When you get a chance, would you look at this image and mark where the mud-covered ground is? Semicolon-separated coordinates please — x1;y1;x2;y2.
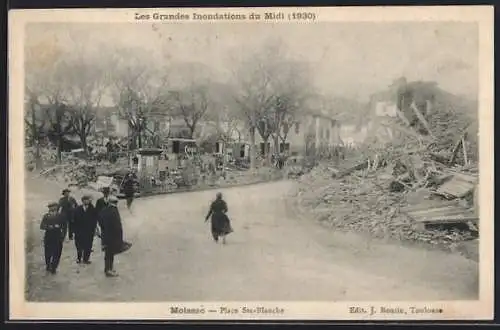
24;177;478;302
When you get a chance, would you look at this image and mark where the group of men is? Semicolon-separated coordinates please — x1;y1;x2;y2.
41;187;130;277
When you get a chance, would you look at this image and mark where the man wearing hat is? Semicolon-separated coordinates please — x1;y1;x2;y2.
40;202;66;274
73;195;98;264
58;188;78;240
98;196;130;277
95;187;111;214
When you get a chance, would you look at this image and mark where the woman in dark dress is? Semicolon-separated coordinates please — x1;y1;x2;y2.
205;192;233;244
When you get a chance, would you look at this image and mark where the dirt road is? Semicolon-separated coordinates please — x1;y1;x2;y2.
26;180;478;301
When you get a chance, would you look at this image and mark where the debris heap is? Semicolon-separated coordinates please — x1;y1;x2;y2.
293;96;479;260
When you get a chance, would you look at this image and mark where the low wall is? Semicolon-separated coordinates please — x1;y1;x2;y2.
118;169;287;199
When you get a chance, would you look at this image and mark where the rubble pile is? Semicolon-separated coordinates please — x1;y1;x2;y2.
25;147;59;171
296;163;477;247
38;157;98;188
293;100;479;259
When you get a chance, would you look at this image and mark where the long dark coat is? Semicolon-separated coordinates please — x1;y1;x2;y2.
40;212;65;241
205;199;232;236
73;204;98;249
98;205;124;254
58;196;77;228
122;178;136;198
95;196;110;214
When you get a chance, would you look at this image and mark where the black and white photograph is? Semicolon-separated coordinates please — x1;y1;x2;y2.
8;6;493;320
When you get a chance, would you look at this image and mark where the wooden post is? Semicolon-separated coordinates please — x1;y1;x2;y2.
410;102;434;138
395;107;411;126
449;130;469;166
462;136;469;165
449;138;463;165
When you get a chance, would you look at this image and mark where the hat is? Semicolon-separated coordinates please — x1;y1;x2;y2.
48;202;58;208
81;195;92;201
102;186;110;192
62;188;71;194
108;196;119;204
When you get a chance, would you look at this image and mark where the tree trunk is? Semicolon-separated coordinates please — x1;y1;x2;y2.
57;136;63;164
35;141;43;169
274;134;280;155
30;107;43;169
249;126;256;169
80;132;88;157
263;137;271;165
221;140;227;174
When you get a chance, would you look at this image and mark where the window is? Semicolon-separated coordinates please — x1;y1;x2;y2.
326;129;330;140
280;143;290;153
260;142;270;156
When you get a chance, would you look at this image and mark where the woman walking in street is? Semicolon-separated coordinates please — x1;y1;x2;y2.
205;192;233;244
123;173;137;211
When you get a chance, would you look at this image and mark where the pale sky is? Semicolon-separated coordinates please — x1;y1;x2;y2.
26;21;478;105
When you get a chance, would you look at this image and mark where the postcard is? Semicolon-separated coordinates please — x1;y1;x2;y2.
8;6;494;320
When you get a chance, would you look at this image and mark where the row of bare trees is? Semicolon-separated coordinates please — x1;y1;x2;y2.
25;33;313;169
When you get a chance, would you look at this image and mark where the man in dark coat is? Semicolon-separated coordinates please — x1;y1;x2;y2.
73;195;98;264
58;188;78;240
98;196;129;277
122;173;137;210
40;202;66;274
205;192;233;244
95;187;111;214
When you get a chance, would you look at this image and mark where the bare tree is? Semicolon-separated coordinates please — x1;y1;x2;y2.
45;102;75;163
213;106;243;144
232;47;277;168
25;30;115;162
231;39;312;167
63;43;111;155
170;84;210;139
24;94;47;168
110;47;171;150
25;37;76;163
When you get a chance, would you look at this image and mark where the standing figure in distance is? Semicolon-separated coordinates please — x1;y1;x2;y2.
58;188;77;240
40;202;66;274
122;173;137;211
98;196;130;277
73;195;98;264
205;192;233;244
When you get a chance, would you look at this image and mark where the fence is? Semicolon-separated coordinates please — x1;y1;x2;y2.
120;166;287;198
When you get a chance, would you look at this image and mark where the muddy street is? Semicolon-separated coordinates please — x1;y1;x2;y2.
25;180;478;302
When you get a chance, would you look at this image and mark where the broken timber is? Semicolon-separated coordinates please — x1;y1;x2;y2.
434;175;476;199
410;102;435;139
449;130;470;166
401;201;477;225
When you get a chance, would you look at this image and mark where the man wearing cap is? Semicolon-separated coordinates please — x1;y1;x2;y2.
58;188;78;240
98;196;128;277
95;187;111;214
40;202;66;274
73;195;98;264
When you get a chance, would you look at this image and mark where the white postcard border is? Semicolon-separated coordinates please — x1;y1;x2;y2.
8;6;494;320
